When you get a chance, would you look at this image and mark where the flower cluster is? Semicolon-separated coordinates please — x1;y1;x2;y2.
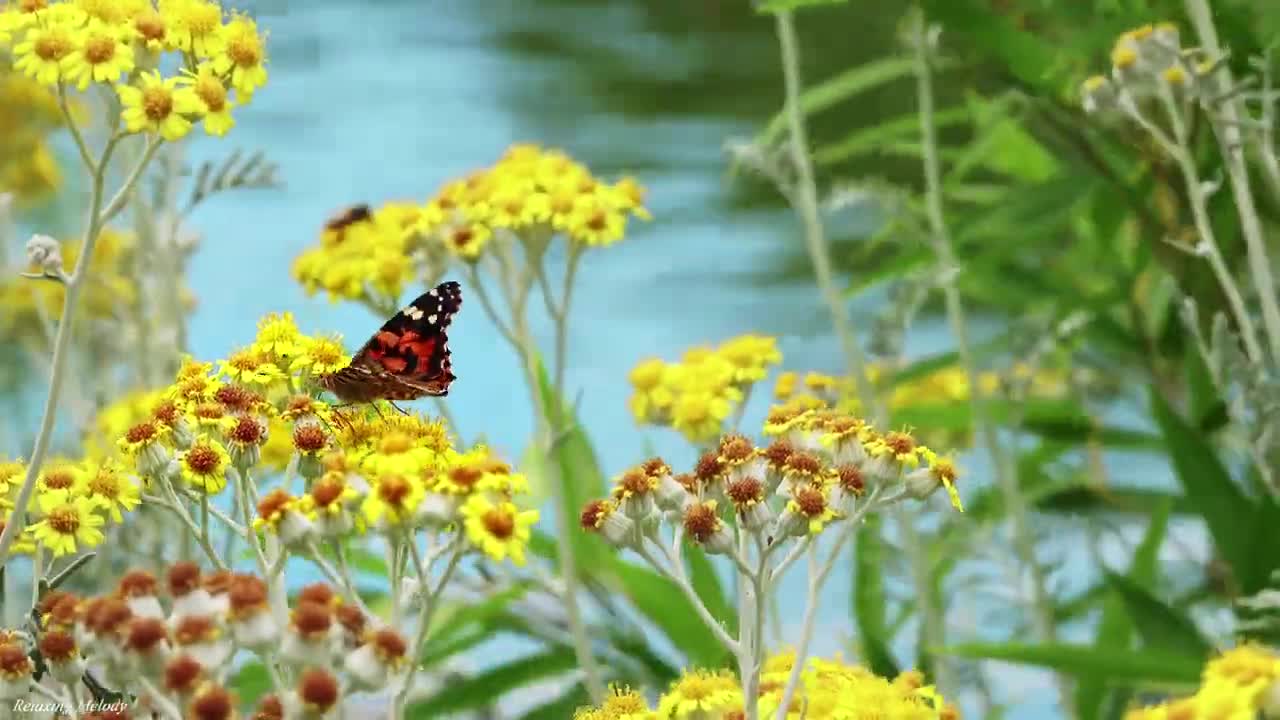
1080;23;1211;115
584;412;960;560
0;453;140;558
291;144;651;306
104;310;539;565
573;650;958;719
0;564;415;718
1124;644;1280;718
1;0;269;140
0;67;64;200
628;335;783;444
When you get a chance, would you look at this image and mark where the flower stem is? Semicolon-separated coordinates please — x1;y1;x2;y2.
0;134;159;566
1184;0;1280;367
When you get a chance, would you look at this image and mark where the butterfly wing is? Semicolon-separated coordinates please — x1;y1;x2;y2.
349;281;463;397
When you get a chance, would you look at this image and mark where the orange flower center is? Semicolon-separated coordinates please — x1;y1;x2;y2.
185;445;221;475
309;478;344;508
141;86;174;121
794;486;827;517
227;33;262;67
194;76;226;112
884;432;916;457
135;12;166;42
42;470;75;490
377;476;411;506
34;31;73;61
47;506;80;534
83;34;117;64
482;508;515;540
184;4;222;35
683;503;720;542
89;470;120;498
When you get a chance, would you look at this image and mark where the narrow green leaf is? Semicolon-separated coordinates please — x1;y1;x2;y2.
1149;389;1259;590
612;559;730;668
815;107;970;165
853;514;899;678
422;584;531;659
517;682;592;719
685;546;737;635
1035;487;1194;517
1104;572;1211;660
943;643;1201;684
760;58;918;144
530;355;610;571
405;646;578;716
755;0;847;14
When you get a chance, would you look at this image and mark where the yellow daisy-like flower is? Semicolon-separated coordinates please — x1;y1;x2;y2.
716;334;782;384
566;191;626;247
361;472;424;528
179;435;231;494
29;490;108;557
610;176;651;221
573;684;656;720
117;70;201;141
177;63;235;136
117;419;171;457
440;221;492;261
0;460;25;501
655;669;742;718
12;19;77;86
36;460;86;495
219;347;287;388
84;459;142;523
627;358;675;424
63;20;135;90
130;6;170;52
361;431;436;478
212;11;267;99
250;310;303;360
75;0;145;25
0;513;37;556
160;0;223;57
291;335;349;377
460;494;537;566
669;391;733;444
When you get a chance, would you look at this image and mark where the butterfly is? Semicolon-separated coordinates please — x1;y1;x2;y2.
316;281;463;407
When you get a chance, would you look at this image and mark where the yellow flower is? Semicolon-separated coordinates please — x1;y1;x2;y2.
717;333;782;384
117;70;201;140
655;669;741;718
74;0;147;25
12;18;78;86
130;7;170;52
0;460;25;502
63;20;135;90
219;347;287;388
177;63;235;136
0;512;36;556
362;472;423;528
574;684;655;719
179;435;231;494
84;459;141;522
669;391;732;444
291;335;349;376
440;221;491;261
212;11;267;98
610;176;651;221
361;431;436;477
36;459;86;495
627;358;675;423
160;0;223;57
460;494;537;566
29;490;107;557
250;311;303;361
566;191;626;247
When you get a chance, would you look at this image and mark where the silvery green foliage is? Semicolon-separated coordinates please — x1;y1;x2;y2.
183;148;281;215
1182;299;1280;478
1236;570;1280;636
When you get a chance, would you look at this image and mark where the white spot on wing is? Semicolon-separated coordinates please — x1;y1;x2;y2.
427;314;438;324
404;306;424;320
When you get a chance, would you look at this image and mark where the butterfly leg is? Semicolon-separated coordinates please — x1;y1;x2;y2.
388;401;410;416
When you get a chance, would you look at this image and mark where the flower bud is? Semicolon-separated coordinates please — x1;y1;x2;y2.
1081;75;1117;114
25;233;63;275
683;500;735;556
0;641;33;700
343;628;408;691
38;630;84;684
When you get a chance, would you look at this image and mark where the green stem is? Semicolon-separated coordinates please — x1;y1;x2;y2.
910;8;1059;702
1184;0;1280;368
0;132;158;565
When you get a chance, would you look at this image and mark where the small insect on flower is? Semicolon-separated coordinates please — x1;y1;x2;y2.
315;280;464;407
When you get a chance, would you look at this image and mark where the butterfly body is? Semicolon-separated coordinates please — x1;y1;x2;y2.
316;281;462;404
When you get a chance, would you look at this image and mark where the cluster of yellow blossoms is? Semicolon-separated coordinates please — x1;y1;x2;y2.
0;226;138;348
0;0;269;140
1125;644;1280;719
1080;22;1221;114
0;454;137;557
291;144;651;306
575;650;957;719
94;311;538;565
0;66;63;200
628;335;783;443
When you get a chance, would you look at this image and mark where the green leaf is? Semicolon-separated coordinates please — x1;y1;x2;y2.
1075;501;1170;720
755;0;847;13
759;58;918;145
943;643;1202;685
853;514;899;678
685;546;737;635
529;355;611;572
228;661;272;706
1149;389;1265;591
918;0;1063;90
517;682;592;719
1104;572;1211;660
405;646;579;716
1035;487;1194;517
815;107;971;166
611;559;730;668
890;398;1162;449
423;584;531;659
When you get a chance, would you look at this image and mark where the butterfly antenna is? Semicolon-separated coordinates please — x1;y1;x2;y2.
389;401;410;416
